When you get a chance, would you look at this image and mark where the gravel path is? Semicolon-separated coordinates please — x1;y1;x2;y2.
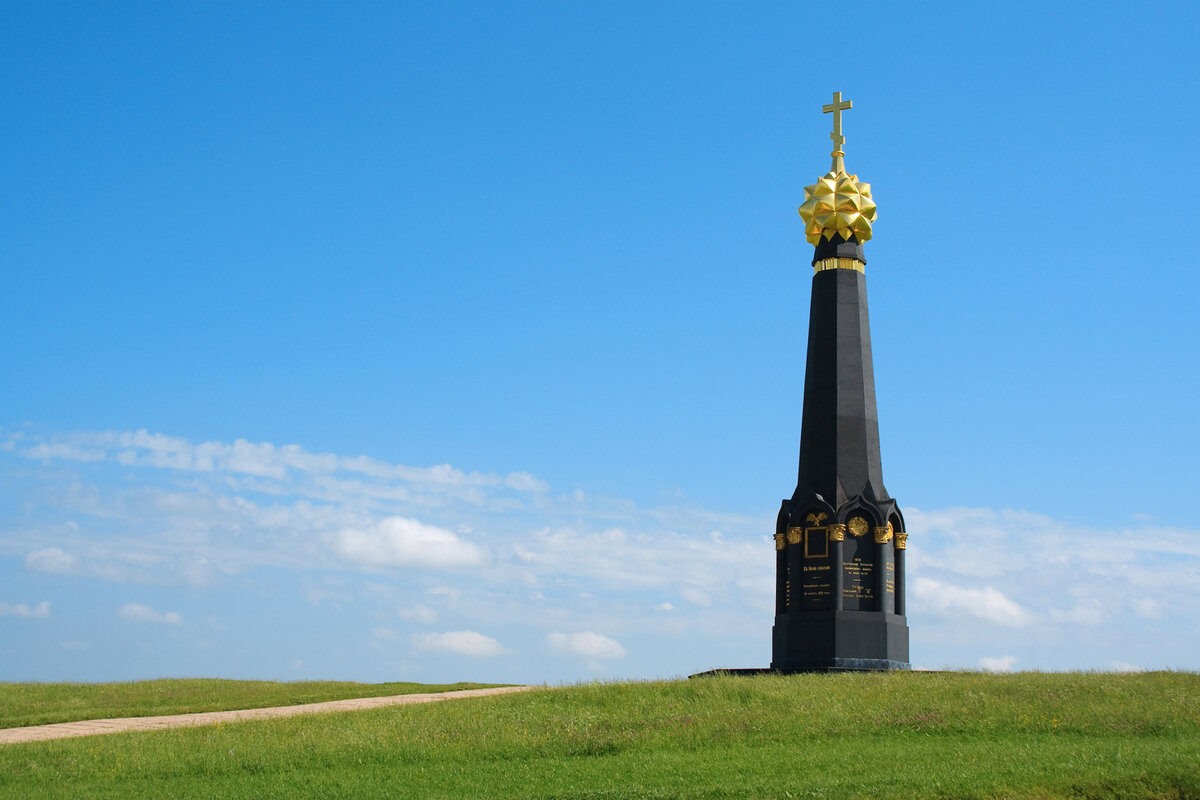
0;685;536;745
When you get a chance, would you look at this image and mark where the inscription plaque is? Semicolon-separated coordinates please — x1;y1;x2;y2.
880;546;896;613
841;535;875;610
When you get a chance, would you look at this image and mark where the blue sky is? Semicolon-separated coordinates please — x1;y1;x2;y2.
2;1;1198;683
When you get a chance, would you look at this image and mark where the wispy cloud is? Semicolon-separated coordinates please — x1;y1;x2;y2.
25;548;77;574
333;517;485;569
0;601;51;618
3;428;1200;674
547;631;626;660
903;506;1200;669
413;630;505;658
116;602;182;624
913;578;1029;628
2;429;772;610
979;655;1017;673
17;428;547;503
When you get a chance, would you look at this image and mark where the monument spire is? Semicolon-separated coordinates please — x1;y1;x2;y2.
770;91;909;672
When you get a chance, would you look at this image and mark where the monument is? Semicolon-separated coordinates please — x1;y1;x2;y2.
691;92;908;679
771;92;909;671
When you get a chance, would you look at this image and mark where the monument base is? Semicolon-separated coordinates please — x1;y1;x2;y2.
689;661;909;678
772;609;909;670
690;609;909;677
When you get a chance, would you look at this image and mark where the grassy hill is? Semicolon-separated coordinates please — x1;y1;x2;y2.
0;678;504;729
1;671;1197;799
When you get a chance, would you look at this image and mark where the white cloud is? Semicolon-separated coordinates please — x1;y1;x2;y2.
24;442;106;462
25;547;78;574
333;517;485;569
397;604;436;623
505;472;549;492
979;655;1017;673
1049;598;1109;626
116;602;182;624
678;585;712;607
17;428;544;498
735;575;775;612
912;578;1030;628
547;631;627;660
413;630;505;658
0;601;51;618
1108;660;1143;672
1132;597;1163;619
3;428;771;600
512;524;766;605
6;427;1200;676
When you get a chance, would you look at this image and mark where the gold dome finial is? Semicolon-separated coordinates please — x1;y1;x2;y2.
797;91;877;247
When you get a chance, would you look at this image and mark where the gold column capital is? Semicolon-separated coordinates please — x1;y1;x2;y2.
873;524;893;544
774;532;786;551
786;526;803;545
895;531;908;550
828;523;846;542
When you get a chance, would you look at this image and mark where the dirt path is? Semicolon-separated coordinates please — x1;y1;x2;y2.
0;685;536;745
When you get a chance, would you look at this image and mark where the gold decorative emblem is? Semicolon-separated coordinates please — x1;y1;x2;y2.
774;532;786;551
805;512;828;526
847;517;869;538
797;92;876;247
786;526;803;545
894;531;908;550
828;523;846;542
874;523;893;544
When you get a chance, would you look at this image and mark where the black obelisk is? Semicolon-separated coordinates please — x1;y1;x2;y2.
771;92;909;671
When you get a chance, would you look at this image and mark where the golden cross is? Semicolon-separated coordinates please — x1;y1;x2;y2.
822;91;853;151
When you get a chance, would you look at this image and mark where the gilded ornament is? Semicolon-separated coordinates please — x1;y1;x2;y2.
847;517;869;538
786;527;803;545
873;524;893;544
822;91;852;166
813;258;864;274
894;531;908;550
805;511;828;526
798;171;876;246
828;523;846;542
797;91;877;247
774;532;786;551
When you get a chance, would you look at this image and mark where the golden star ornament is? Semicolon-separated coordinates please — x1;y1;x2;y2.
797;170;877;246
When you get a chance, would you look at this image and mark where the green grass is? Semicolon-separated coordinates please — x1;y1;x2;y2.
2;672;1198;799
0;678;505;728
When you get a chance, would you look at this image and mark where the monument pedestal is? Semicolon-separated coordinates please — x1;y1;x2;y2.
771;610;909;671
